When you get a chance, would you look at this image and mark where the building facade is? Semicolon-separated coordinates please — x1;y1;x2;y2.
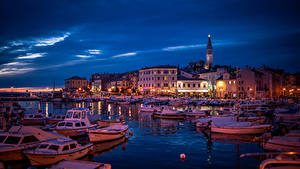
65;76;88;90
216;73;237;98
177;76;209;96
138;65;177;94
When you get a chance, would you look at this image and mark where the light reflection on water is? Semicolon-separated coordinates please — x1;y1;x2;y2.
15;101;262;169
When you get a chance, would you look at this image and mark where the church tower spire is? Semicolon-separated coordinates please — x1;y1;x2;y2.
205;34;213;70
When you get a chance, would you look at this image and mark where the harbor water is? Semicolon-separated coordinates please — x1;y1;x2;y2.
12;101;263;169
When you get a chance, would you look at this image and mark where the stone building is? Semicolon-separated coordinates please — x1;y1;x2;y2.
65;76;88;90
138;65;177;94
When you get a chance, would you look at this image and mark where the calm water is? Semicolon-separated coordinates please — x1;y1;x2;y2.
15;101;263;169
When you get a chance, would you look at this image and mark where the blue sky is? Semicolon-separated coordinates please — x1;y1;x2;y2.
0;0;299;87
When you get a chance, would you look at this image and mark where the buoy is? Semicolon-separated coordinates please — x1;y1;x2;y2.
88;150;94;156
180;153;186;161
129;131;133;136
122;145;126;151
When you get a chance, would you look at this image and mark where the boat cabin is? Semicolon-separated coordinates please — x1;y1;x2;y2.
33;138;80;154
56;108;92;128
0;133;40;146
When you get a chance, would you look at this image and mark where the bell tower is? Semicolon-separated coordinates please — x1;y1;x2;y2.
205;34;213;70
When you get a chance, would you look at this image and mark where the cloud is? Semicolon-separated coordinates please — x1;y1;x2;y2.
3;62;30;66
34;32;71;47
87;49;102;55
0;67;35;76
162;44;206;51
9;41;24;47
113;52;137;58
76;55;92;58
0;46;10;52
17;53;46;59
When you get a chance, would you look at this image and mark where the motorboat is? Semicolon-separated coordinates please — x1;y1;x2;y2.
211;121;271;134
48;160;111;169
240;152;300;169
88;125;129;142
263;135;300;152
24;137;93;166
152;108;185;119
259;157;300;169
184;108;208;117
0;126;62;161
47;114;66;124
22;110;46;125
97;119;125;127
55;108;97;137
138;105;162;112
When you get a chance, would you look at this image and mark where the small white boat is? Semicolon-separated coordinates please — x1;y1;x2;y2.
88;125;129;142
25;137;93;166
211;121;271;134
263;136;300;152
0;126;62;161
259;156;300;169
138;105;161;112
97;119;125;127
184;108;208;117
23;110;46;125
47;160;111;169
55;108;97;137
47;114;66;124
152;109;185;119
240;152;300;169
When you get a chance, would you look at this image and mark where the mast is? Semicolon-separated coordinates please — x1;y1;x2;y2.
236;66;240;122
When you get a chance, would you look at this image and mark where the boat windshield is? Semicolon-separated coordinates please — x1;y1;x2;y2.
48;145;59;151
21;135;39;144
73;112;80;119
66;122;73;127
0;136;7;143
58;122;65;126
39;144;49;149
66;111;73;118
70;143;77;149
82;111;86;119
4;136;21;144
75;123;81;127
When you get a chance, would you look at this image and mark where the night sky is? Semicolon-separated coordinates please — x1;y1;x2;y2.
0;0;299;87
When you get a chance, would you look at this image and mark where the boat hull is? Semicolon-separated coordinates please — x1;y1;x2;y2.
152;114;185;119
211;125;271;134
25;145;93;166
55;128;88;137
0;149;25;161
97;121;125;127
22;119;45;125
89;131;126;142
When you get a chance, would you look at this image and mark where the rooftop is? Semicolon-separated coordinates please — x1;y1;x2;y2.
65;76;87;80
140;65;177;70
177;75;206;81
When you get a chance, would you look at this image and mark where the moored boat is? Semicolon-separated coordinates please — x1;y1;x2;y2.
263;136;300;152
47;114;66;124
47;160;111;169
88;125;129;142
24;137;93;166
211;121;271;134
0;126;62;162
55;108;97;137
138;105;162;112
152;109;185;119
22;110;46;125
